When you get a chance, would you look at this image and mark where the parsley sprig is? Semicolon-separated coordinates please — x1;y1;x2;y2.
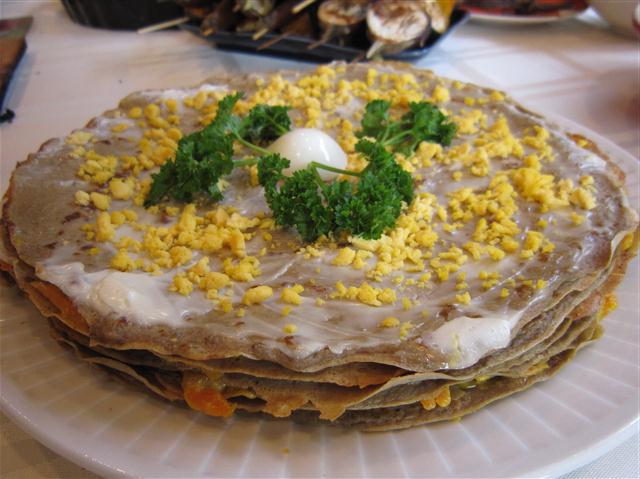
144;93;456;242
144;93;290;206
357;99;457;154
258;140;414;242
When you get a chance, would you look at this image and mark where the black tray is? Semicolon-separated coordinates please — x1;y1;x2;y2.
180;9;469;63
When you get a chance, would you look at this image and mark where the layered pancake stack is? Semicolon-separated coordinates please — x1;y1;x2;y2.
1;63;637;430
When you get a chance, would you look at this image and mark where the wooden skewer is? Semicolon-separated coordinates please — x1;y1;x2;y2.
251;0;299;40
292;0;318;14
257;11;313;49
137;16;190;34
307;29;333;50
258;32;291;50
365;39;385;59
252;27;270;40
350;51;366;63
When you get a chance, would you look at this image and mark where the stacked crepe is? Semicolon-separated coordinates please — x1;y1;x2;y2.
1;63;637;431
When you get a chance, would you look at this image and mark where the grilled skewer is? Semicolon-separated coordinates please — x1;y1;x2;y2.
252;0;299;40
366;0;431;58
201;0;241;35
175;0;216;22
235;0;276;18
291;0;319;14
307;0;367;50
419;0;456;33
257;12;315;50
181;0;457;59
138;0;213;34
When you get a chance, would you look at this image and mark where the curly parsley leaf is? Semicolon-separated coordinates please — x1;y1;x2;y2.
356;99;457;154
144;93;290;207
258;139;415;242
239;104;291;144
332;139;414;239
146;96;455;244
257;153;289;190
358;99;396;141
144;159;178;206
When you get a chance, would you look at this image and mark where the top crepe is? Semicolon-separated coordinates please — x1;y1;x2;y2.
2;62;638;380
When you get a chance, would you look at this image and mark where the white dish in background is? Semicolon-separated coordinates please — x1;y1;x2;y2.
468;6;587;24
589;0;640;38
1;114;638;478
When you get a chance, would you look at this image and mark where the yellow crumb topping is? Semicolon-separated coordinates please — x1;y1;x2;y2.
281;284;305;305
242;285;273;305
283;323;297;334
420;386;451;411
455;292;471;305
399;321;414;339
330;281;396;307
170;273;193;296
74;190;90;206
65;65;612;346
90;192;111;210
379;317;400;328
332;247;356;266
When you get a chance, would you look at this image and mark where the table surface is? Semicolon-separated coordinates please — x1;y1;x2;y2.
0;1;638;478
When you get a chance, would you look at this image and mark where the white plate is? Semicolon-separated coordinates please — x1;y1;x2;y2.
469;8;586;24
1;116;638;479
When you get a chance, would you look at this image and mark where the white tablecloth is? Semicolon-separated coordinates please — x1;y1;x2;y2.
1;2;638;477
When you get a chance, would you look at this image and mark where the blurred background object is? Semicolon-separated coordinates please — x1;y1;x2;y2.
58;0;467;61
460;0;589;23
0;16;32;123
182;0;466;62
589;0;640;38
61;0;183;30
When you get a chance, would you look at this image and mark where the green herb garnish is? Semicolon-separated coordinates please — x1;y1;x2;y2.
357;99;457;154
144;94;456;242
144;93;290;206
258;139;414;242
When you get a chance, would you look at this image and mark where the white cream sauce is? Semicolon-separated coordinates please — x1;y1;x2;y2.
37;262;211;326
422;313;522;369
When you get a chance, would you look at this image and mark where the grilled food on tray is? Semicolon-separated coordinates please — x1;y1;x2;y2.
183;0;457;57
1;62;637;430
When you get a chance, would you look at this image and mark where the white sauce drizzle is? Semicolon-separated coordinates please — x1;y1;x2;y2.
37;262;211;326
422;313;522;369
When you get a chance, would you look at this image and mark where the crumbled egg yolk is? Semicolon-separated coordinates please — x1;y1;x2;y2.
242;285;273;305
379;317;400;328
281;284;304;305
90;192;111;211
283;323;297;334
332;247;356;266
330;281;396;307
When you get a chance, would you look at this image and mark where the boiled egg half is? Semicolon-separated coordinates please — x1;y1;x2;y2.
268;128;347;181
